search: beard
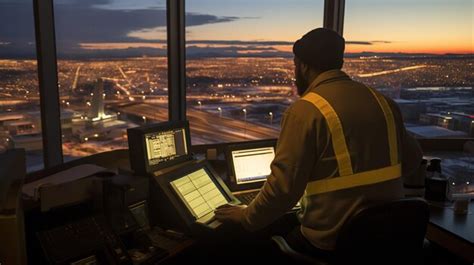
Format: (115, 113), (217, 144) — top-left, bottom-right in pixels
(295, 68), (309, 96)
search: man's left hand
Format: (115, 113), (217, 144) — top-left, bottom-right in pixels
(214, 204), (247, 224)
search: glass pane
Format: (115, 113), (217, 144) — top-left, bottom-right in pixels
(343, 0), (473, 138)
(0, 0), (44, 172)
(186, 0), (324, 144)
(54, 0), (168, 162)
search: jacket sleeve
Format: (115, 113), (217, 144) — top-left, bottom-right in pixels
(241, 103), (318, 231)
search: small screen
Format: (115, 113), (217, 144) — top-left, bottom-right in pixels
(231, 147), (275, 184)
(145, 128), (188, 166)
(129, 201), (149, 230)
(170, 168), (228, 220)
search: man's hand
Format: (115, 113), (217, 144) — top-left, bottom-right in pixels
(214, 204), (247, 224)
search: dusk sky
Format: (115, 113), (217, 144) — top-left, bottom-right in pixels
(0, 0), (472, 57)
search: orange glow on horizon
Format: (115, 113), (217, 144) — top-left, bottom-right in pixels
(78, 42), (473, 55)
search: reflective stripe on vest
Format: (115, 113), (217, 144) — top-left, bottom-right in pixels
(302, 93), (354, 176)
(366, 87), (399, 166)
(302, 87), (401, 196)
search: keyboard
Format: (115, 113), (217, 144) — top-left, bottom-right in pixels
(235, 191), (260, 205)
(37, 216), (130, 264)
(234, 191), (302, 211)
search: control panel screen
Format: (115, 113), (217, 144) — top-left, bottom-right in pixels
(170, 168), (228, 220)
(145, 128), (188, 166)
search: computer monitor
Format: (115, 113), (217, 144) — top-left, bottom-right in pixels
(151, 160), (239, 232)
(226, 140), (277, 191)
(128, 121), (192, 175)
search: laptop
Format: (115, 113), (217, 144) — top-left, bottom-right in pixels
(226, 140), (277, 205)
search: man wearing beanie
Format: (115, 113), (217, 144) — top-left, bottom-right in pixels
(215, 28), (422, 256)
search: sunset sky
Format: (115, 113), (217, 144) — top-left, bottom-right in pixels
(184, 0), (473, 54)
(0, 0), (472, 56)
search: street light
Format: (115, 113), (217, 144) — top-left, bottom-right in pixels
(142, 116), (147, 124)
(242, 108), (247, 138)
(269, 112), (273, 125)
(197, 101), (202, 110)
(217, 107), (222, 118)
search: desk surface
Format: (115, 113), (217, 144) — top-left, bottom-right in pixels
(429, 202), (474, 244)
(428, 201), (474, 262)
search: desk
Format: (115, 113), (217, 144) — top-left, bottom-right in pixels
(426, 202), (474, 262)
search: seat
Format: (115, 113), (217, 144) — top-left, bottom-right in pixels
(272, 198), (429, 264)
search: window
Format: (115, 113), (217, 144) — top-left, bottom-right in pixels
(185, 0), (324, 144)
(343, 0), (473, 138)
(0, 0), (44, 172)
(54, 0), (168, 161)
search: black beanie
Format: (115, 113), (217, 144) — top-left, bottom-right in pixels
(293, 28), (345, 71)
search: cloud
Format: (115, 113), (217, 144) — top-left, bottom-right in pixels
(0, 1), (240, 56)
(346, 40), (393, 45)
(186, 13), (239, 28)
(0, 1), (394, 58)
(0, 3), (36, 43)
(186, 45), (290, 58)
(187, 40), (293, 46)
(52, 6), (237, 44)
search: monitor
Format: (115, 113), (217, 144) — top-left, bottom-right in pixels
(128, 121), (192, 175)
(151, 160), (239, 231)
(226, 140), (277, 191)
(145, 128), (187, 166)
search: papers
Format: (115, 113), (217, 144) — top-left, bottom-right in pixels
(22, 164), (110, 199)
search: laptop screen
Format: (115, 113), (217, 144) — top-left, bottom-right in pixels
(231, 147), (275, 185)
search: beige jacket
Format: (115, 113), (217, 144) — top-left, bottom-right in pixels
(241, 69), (423, 250)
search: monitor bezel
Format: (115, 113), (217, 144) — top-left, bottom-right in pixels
(153, 160), (239, 227)
(225, 139), (277, 192)
(128, 120), (193, 175)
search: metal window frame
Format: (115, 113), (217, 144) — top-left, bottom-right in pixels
(324, 0), (345, 35)
(167, 0), (187, 121)
(33, 0), (63, 168)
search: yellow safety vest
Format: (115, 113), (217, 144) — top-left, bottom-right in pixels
(302, 86), (401, 196)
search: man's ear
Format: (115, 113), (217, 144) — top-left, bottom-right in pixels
(300, 62), (310, 76)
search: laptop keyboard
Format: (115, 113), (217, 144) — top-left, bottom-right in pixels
(235, 191), (260, 205)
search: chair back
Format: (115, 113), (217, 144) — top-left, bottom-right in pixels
(335, 198), (429, 263)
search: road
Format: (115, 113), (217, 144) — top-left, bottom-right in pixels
(117, 103), (279, 144)
(358, 65), (430, 77)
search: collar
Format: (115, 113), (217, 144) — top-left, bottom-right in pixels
(302, 69), (350, 97)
